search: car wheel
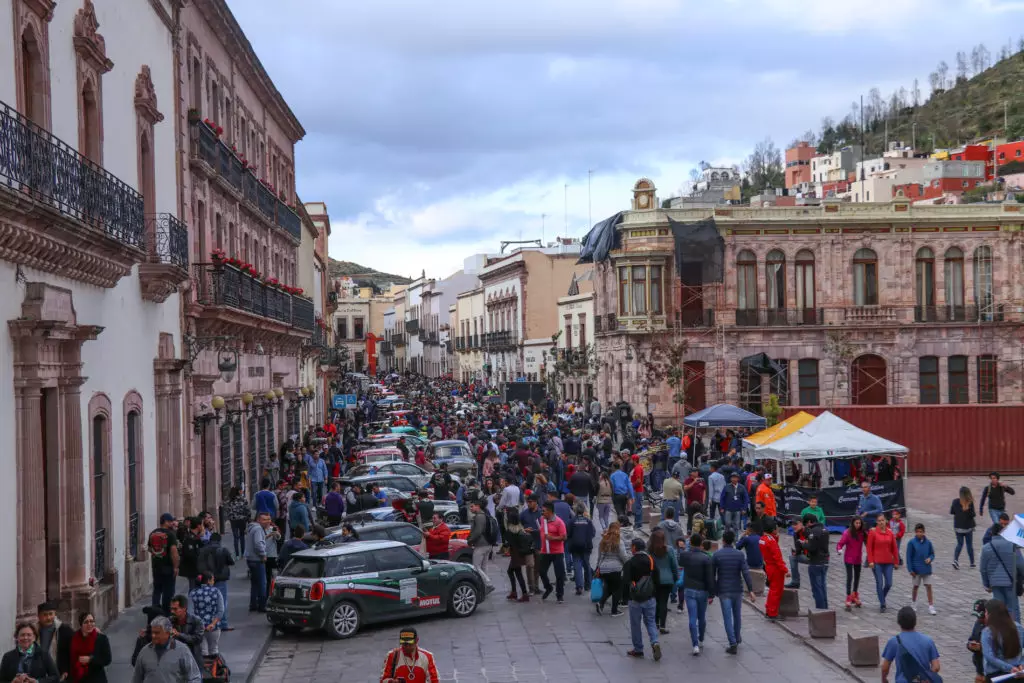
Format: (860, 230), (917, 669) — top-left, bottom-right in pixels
(447, 580), (479, 618)
(324, 601), (361, 639)
(444, 512), (461, 525)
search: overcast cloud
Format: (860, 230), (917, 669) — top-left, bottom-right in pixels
(227, 0), (1024, 278)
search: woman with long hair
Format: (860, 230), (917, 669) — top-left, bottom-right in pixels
(951, 485), (977, 569)
(595, 471), (614, 529)
(595, 521), (629, 616)
(649, 528), (679, 634)
(66, 612), (111, 683)
(867, 512), (899, 612)
(504, 508), (534, 603)
(982, 598), (1024, 677)
(836, 517), (868, 610)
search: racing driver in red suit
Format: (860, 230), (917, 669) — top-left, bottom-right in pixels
(380, 627), (439, 683)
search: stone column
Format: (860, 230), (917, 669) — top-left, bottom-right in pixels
(169, 383), (183, 517)
(58, 376), (88, 592)
(15, 381), (46, 618)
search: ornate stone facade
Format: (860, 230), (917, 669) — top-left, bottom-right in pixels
(594, 182), (1024, 422)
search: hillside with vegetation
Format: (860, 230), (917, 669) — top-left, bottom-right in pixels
(327, 258), (411, 287)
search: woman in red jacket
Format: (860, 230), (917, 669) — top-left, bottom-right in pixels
(866, 512), (899, 613)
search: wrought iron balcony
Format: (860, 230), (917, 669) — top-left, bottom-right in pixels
(674, 309), (716, 328)
(191, 262), (314, 332)
(148, 213), (189, 269)
(914, 303), (1005, 323)
(0, 100), (145, 252)
(392, 332), (406, 346)
(734, 308), (823, 327)
(406, 318), (420, 335)
(379, 341), (393, 355)
(484, 330), (517, 350)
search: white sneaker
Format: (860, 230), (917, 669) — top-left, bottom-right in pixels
(911, 601), (917, 611)
(928, 604), (937, 615)
(692, 646), (700, 656)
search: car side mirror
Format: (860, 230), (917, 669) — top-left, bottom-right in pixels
(421, 559), (431, 571)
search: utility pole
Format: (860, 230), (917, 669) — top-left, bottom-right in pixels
(912, 121), (917, 151)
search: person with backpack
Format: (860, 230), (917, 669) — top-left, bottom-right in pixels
(622, 537), (662, 661)
(880, 606), (941, 683)
(467, 500), (496, 589)
(568, 502), (596, 596)
(678, 532), (715, 655)
(503, 508), (534, 603)
(538, 501), (568, 603)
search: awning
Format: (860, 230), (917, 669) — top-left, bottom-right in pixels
(753, 411), (909, 461)
(743, 411), (816, 447)
(683, 403), (767, 429)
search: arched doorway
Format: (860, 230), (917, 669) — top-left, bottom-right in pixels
(852, 354), (887, 405)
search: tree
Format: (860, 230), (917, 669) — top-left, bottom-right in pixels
(744, 137), (784, 193)
(937, 61), (950, 89)
(763, 394), (783, 427)
(823, 331), (857, 406)
(956, 50), (969, 80)
(928, 71), (941, 93)
(869, 88), (884, 124)
(633, 337), (688, 416)
(970, 46), (982, 75)
(979, 43), (991, 71)
(912, 78), (921, 107)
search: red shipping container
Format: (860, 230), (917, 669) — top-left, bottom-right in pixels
(780, 405), (1024, 475)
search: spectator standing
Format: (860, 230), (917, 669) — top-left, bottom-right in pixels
(595, 522), (629, 616)
(147, 513), (180, 614)
(755, 474), (777, 520)
(857, 480), (884, 530)
(168, 595), (205, 666)
(880, 607), (940, 683)
(66, 611), (111, 683)
(0, 622), (60, 682)
(951, 486), (978, 570)
(187, 574), (224, 659)
(244, 512), (271, 612)
(980, 472), (1016, 526)
(867, 512), (899, 613)
(837, 518), (867, 610)
(622, 538), (661, 661)
(760, 519), (789, 621)
(906, 523), (937, 615)
(706, 463), (725, 522)
(801, 513), (831, 610)
(503, 508), (533, 602)
(131, 616), (202, 683)
(683, 470), (707, 534)
(649, 529), (679, 635)
(736, 523), (763, 570)
(980, 521), (1024, 622)
(678, 532), (715, 655)
(661, 471), (684, 524)
(712, 529), (756, 654)
(629, 454), (645, 529)
(324, 481), (345, 527)
(720, 472), (749, 532)
(538, 501), (568, 603)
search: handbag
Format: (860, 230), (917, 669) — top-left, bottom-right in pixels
(992, 546), (1024, 597)
(590, 577), (604, 603)
(896, 635), (942, 683)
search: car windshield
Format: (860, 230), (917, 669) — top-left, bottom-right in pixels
(279, 557), (324, 579)
(434, 445), (468, 460)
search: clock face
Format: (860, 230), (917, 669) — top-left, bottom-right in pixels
(638, 193), (649, 208)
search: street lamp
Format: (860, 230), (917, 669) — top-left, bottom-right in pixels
(192, 395), (224, 434)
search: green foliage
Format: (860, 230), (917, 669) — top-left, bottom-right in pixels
(763, 394), (783, 427)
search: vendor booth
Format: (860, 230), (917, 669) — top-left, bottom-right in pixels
(751, 411), (908, 529)
(684, 403), (768, 429)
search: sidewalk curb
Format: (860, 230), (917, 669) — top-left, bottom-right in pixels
(246, 625), (276, 683)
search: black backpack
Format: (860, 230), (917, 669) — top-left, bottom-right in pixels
(484, 514), (500, 546)
(629, 552), (656, 602)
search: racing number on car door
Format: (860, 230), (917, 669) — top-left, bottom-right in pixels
(372, 546), (425, 616)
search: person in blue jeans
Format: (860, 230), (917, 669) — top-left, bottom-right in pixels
(622, 538), (662, 661)
(798, 514), (831, 610)
(980, 525), (1024, 623)
(672, 537), (687, 610)
(712, 529), (756, 654)
(678, 533), (715, 656)
(244, 513), (271, 611)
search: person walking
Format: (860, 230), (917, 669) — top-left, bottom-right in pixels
(196, 532), (234, 631)
(65, 612), (111, 683)
(906, 523), (937, 615)
(568, 502), (596, 596)
(288, 490), (312, 538)
(951, 486), (978, 570)
(706, 462), (725, 522)
(684, 470), (707, 533)
(0, 622), (60, 683)
(244, 512), (271, 612)
(224, 487), (250, 558)
(147, 513), (180, 615)
(801, 513), (831, 610)
(595, 472), (614, 529)
(760, 519), (789, 621)
(712, 530), (756, 654)
(655, 506), (684, 553)
(538, 501), (568, 603)
(837, 517), (867, 610)
(719, 471), (749, 533)
(131, 616), (202, 683)
(36, 601), (72, 677)
(867, 512), (899, 613)
(649, 528), (679, 635)
(980, 472), (1016, 526)
(379, 628), (439, 683)
(661, 470), (684, 524)
(610, 462), (633, 523)
(425, 513), (452, 560)
(980, 520), (1024, 622)
(168, 595), (205, 666)
(880, 606), (940, 683)
(503, 508), (533, 602)
(678, 532), (715, 655)
(623, 538), (661, 661)
(519, 495), (543, 594)
(629, 454), (645, 529)
(856, 480), (883, 530)
(595, 522), (628, 616)
(324, 481), (345, 527)
(981, 599), (1024, 679)
(466, 500), (495, 589)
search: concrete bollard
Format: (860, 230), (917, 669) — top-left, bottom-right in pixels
(847, 631), (880, 667)
(780, 588), (800, 617)
(749, 569), (766, 596)
(808, 609), (837, 638)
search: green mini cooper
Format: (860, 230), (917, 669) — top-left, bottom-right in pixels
(267, 539), (492, 639)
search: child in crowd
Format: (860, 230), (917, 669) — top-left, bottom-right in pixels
(889, 509), (907, 564)
(967, 598), (986, 683)
(736, 523), (764, 570)
(906, 523), (936, 615)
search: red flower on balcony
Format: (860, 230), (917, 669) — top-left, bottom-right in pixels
(210, 248), (227, 264)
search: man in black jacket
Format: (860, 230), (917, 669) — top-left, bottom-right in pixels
(980, 471), (1016, 526)
(197, 532), (235, 631)
(798, 514), (831, 609)
(622, 538), (662, 661)
(36, 601), (73, 676)
(169, 594), (206, 665)
(677, 533), (715, 656)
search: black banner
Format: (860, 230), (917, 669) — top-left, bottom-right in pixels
(781, 480), (906, 527)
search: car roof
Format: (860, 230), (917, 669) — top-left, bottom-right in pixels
(432, 440), (469, 447)
(360, 447), (402, 455)
(293, 539), (403, 558)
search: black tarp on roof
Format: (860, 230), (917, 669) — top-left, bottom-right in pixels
(668, 217), (725, 283)
(578, 212), (625, 263)
(740, 352), (787, 376)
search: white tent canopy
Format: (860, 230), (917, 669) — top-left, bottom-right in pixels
(752, 411), (908, 461)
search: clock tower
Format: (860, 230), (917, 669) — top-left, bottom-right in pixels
(632, 178), (657, 211)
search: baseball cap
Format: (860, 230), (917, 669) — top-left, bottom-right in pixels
(764, 474), (772, 480)
(399, 628), (418, 644)
(160, 512), (175, 524)
(631, 454), (639, 461)
(729, 471), (740, 478)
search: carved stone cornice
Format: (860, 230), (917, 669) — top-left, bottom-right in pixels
(189, 373), (220, 395)
(73, 0), (114, 73)
(0, 201), (145, 289)
(134, 66), (164, 125)
(23, 0), (56, 22)
(138, 263), (188, 303)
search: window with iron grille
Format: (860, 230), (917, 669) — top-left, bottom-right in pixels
(248, 416), (257, 494)
(978, 355), (998, 404)
(127, 411), (140, 559)
(918, 356), (939, 405)
(92, 415), (107, 579)
(220, 422), (232, 497)
(233, 421), (243, 488)
(948, 355), (969, 404)
(798, 359), (819, 406)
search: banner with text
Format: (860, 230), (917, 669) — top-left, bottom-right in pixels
(781, 480), (906, 526)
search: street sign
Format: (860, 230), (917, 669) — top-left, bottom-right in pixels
(332, 394), (357, 409)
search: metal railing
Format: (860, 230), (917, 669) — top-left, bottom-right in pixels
(392, 332), (406, 345)
(674, 309), (716, 328)
(276, 204), (301, 241)
(914, 303), (1005, 323)
(1, 100), (145, 250)
(147, 213), (189, 269)
(484, 330), (517, 349)
(94, 528), (106, 579)
(734, 308), (824, 327)
(406, 318), (420, 335)
(191, 262), (314, 331)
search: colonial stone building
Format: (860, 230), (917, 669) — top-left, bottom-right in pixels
(594, 179), (1024, 422)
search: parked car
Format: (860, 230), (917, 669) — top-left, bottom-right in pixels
(267, 540), (490, 638)
(333, 507), (469, 536)
(346, 461), (461, 490)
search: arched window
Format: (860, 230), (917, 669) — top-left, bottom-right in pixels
(853, 248), (878, 306)
(973, 246), (994, 321)
(90, 412), (111, 579)
(80, 78), (101, 163)
(944, 247), (965, 320)
(126, 410), (141, 558)
(795, 249), (816, 323)
(765, 250), (785, 315)
(914, 247), (935, 321)
(736, 249), (757, 317)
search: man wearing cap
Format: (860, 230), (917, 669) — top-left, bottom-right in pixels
(380, 628), (439, 683)
(148, 513), (181, 614)
(720, 471), (749, 532)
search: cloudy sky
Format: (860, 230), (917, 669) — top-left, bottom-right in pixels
(228, 0), (1024, 279)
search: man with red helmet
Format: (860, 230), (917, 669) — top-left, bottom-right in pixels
(380, 628), (439, 683)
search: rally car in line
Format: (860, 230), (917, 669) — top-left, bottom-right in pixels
(267, 540), (492, 639)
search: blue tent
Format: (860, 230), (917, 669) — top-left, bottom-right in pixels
(683, 403), (767, 429)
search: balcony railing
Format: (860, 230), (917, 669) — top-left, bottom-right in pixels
(392, 332), (406, 345)
(842, 305), (899, 324)
(674, 309), (716, 328)
(190, 121), (302, 242)
(0, 100), (145, 250)
(379, 341), (393, 355)
(914, 304), (1005, 323)
(484, 330), (517, 350)
(734, 308), (824, 327)
(406, 318), (420, 335)
(192, 262), (314, 331)
(147, 213), (189, 269)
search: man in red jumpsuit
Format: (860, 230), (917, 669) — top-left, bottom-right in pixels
(759, 518), (790, 620)
(380, 628), (439, 683)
